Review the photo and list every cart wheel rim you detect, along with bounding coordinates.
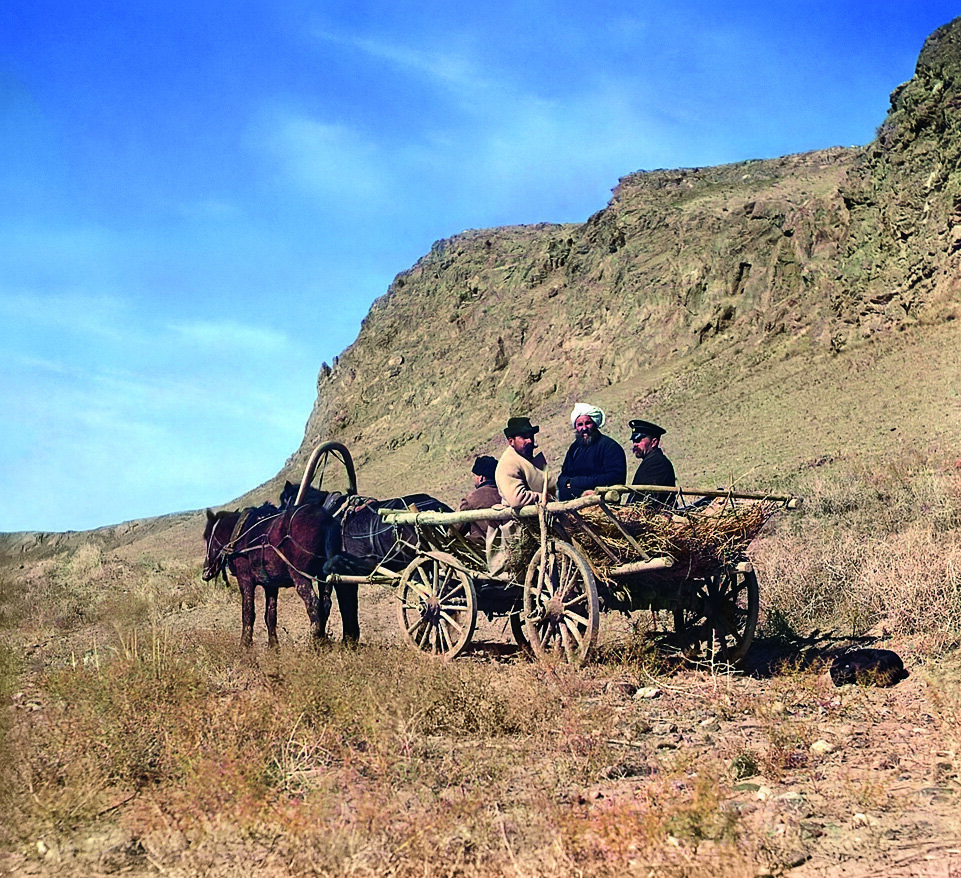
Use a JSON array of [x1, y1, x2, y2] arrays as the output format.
[[523, 540, 599, 666], [672, 563, 759, 667], [397, 555, 477, 658]]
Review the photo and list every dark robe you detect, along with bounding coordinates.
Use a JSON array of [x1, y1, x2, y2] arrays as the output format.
[[630, 446, 676, 508], [558, 433, 627, 500], [455, 480, 502, 542]]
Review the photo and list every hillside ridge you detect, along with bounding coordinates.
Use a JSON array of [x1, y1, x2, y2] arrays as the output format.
[[5, 17, 961, 545], [276, 16, 961, 507]]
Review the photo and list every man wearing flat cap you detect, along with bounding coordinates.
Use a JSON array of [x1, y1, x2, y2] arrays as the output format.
[[558, 403, 627, 501], [628, 419, 676, 508], [455, 455, 502, 542], [495, 416, 557, 508]]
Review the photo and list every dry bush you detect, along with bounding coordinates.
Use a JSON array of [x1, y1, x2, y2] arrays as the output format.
[[753, 448, 961, 648], [2, 631, 759, 876]]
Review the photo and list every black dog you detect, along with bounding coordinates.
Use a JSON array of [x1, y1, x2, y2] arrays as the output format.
[[830, 648, 908, 687]]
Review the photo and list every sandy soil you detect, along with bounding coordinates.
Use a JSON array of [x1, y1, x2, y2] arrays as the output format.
[[3, 555, 961, 878]]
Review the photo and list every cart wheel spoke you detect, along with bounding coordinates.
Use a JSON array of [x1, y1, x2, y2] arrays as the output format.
[[524, 541, 599, 666], [438, 610, 466, 637], [560, 608, 591, 630], [672, 562, 759, 668], [397, 555, 477, 659], [508, 612, 531, 652], [561, 591, 590, 613]]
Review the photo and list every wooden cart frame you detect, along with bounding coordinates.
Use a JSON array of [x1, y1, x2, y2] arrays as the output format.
[[299, 442, 800, 667]]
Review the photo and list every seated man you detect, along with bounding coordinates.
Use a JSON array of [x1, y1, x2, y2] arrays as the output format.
[[495, 416, 557, 508], [558, 403, 627, 500], [628, 419, 676, 508], [455, 455, 502, 543]]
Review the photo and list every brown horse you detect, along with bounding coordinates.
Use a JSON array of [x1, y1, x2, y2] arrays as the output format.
[[203, 502, 359, 648]]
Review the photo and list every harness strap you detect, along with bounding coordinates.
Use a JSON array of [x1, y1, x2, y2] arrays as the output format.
[[225, 508, 252, 553]]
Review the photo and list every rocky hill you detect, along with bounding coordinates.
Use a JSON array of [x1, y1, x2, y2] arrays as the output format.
[[4, 18, 961, 553], [269, 16, 961, 508]]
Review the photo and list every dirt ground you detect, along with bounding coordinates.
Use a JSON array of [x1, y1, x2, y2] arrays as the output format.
[[150, 589, 961, 875], [4, 563, 961, 878], [273, 589, 961, 878]]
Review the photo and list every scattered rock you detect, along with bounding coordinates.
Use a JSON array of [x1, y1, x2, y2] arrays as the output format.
[[606, 678, 638, 696], [731, 752, 760, 780]]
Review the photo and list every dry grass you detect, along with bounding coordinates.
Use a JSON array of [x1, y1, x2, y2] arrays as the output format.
[[754, 446, 961, 651], [571, 499, 779, 578], [2, 448, 961, 876], [1, 634, 762, 877]]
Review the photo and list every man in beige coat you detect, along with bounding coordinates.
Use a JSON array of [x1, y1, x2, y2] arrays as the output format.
[[494, 416, 557, 508]]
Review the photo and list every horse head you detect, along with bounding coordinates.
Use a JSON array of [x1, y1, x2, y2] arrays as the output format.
[[202, 508, 236, 582], [279, 480, 330, 508], [278, 479, 347, 514]]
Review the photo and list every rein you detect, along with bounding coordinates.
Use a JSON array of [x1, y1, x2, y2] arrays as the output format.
[[208, 508, 271, 581], [210, 506, 329, 592]]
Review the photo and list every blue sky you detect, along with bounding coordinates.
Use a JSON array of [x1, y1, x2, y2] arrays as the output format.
[[1, 1, 957, 532]]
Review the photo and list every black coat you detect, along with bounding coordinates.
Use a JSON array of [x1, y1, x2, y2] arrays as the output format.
[[630, 446, 676, 508], [558, 433, 627, 500]]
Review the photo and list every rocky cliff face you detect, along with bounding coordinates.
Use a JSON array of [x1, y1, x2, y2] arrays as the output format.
[[284, 17, 961, 503], [838, 17, 961, 337]]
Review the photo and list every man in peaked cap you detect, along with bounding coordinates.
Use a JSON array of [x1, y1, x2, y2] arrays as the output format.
[[628, 419, 676, 508], [558, 403, 627, 500], [455, 455, 502, 542], [495, 416, 557, 508]]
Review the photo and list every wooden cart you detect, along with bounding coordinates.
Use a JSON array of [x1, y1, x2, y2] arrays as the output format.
[[298, 442, 800, 667], [377, 487, 800, 667]]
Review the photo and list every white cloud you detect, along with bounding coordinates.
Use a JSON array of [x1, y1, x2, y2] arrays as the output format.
[[313, 27, 485, 91], [167, 319, 290, 355], [0, 289, 129, 341], [256, 111, 385, 201]]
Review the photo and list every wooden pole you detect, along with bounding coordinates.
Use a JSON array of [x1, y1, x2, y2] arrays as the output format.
[[607, 557, 674, 575], [378, 487, 802, 526]]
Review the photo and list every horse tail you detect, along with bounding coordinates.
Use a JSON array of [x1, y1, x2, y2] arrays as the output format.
[[322, 553, 370, 577]]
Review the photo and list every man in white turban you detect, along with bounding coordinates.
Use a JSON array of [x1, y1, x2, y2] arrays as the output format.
[[557, 403, 627, 500]]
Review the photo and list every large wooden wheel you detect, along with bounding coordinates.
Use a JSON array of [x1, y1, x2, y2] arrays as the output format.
[[508, 611, 530, 652], [523, 540, 599, 666], [397, 555, 477, 658], [672, 561, 759, 667]]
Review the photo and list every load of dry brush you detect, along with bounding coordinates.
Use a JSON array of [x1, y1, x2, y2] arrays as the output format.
[[564, 498, 780, 581]]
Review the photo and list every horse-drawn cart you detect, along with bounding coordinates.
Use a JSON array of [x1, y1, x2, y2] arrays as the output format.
[[301, 442, 801, 667]]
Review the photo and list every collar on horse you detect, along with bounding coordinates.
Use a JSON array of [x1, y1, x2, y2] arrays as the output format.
[[226, 508, 252, 553]]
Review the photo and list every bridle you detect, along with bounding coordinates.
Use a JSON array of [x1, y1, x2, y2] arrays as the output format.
[[204, 510, 250, 584]]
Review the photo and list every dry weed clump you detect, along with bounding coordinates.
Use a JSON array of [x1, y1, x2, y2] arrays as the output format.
[[753, 449, 961, 647], [2, 628, 763, 876], [570, 500, 778, 581]]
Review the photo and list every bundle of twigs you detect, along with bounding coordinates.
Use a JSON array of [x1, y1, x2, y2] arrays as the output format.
[[568, 498, 779, 580], [501, 523, 541, 577]]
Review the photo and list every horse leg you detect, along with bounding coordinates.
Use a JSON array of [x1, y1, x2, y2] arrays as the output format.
[[333, 580, 360, 643], [237, 569, 255, 648], [294, 574, 329, 644], [264, 585, 280, 648]]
